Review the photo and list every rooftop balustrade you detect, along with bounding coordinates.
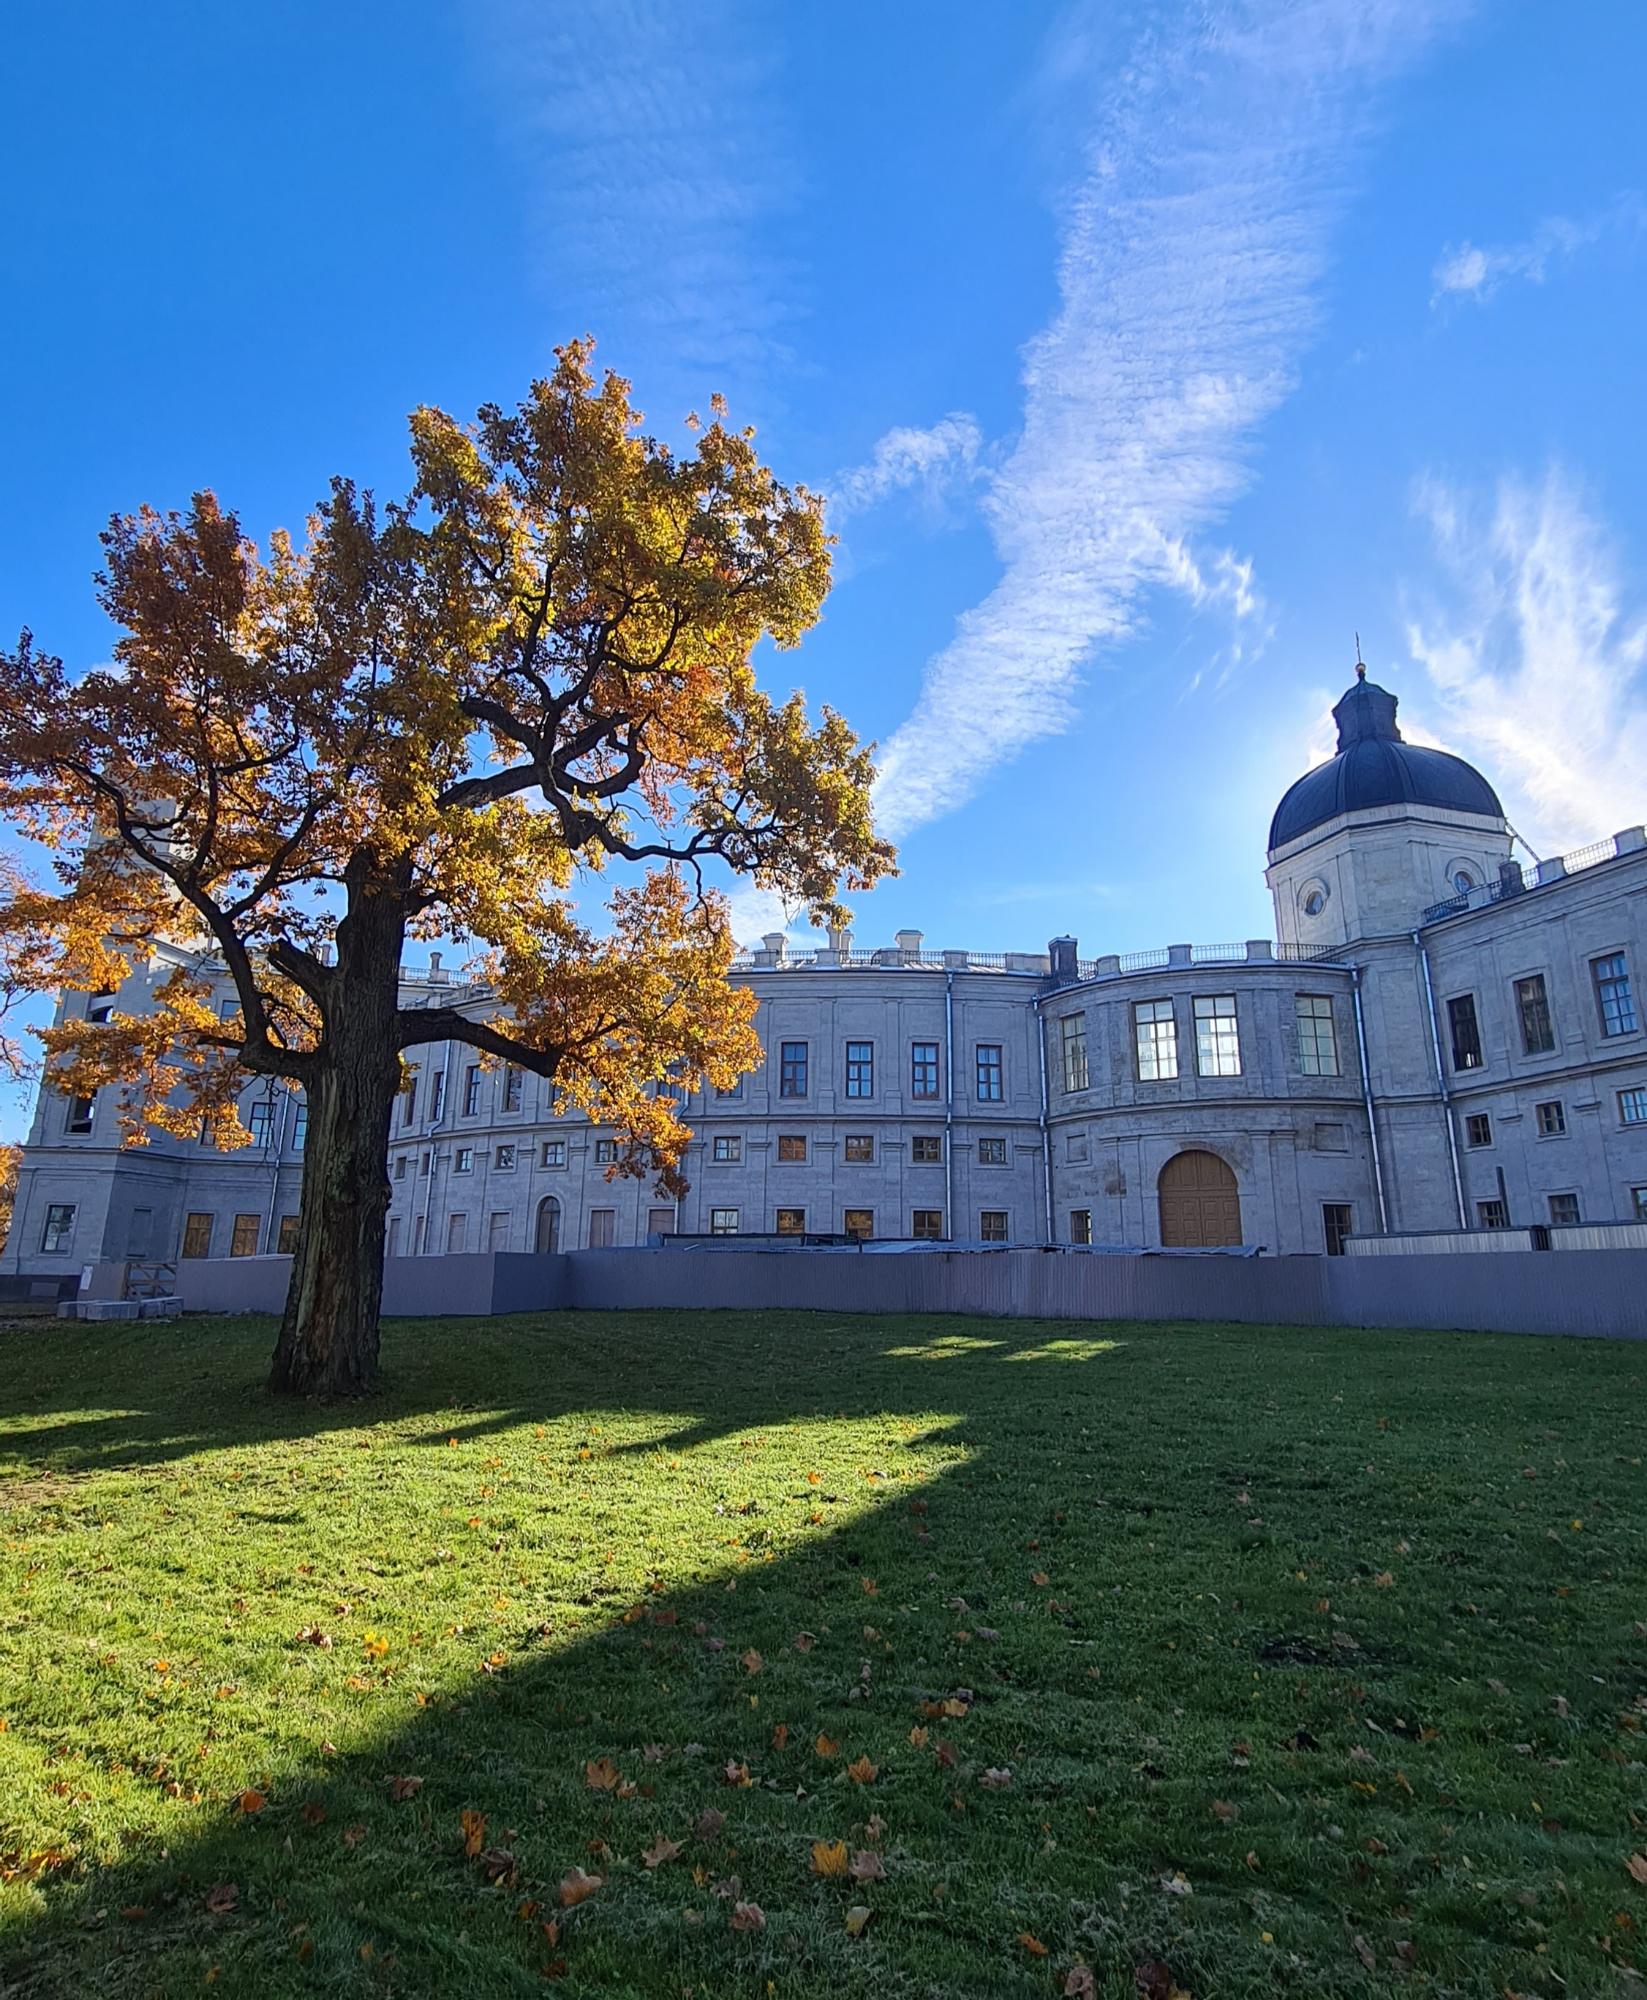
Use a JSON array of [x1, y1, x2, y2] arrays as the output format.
[[1420, 825, 1646, 927]]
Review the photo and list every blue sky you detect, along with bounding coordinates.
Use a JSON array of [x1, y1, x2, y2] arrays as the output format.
[[3, 0, 1644, 1131]]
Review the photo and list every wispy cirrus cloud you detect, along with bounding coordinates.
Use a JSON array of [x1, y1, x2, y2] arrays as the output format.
[[1431, 192, 1645, 307], [828, 414, 984, 523], [1405, 469, 1647, 851], [871, 0, 1464, 840]]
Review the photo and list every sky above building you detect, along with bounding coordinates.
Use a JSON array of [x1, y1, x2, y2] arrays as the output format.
[[2, 0, 1644, 1134]]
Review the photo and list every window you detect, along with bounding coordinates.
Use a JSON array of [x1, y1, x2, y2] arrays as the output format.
[[1069, 1209, 1092, 1245], [709, 1207, 740, 1235], [276, 1213, 300, 1255], [229, 1214, 260, 1257], [454, 1146, 475, 1173], [711, 1134, 742, 1164], [65, 1094, 95, 1134], [779, 1041, 809, 1098], [503, 1066, 523, 1113], [541, 1139, 566, 1169], [420, 1148, 432, 1177], [777, 1134, 807, 1163], [463, 1066, 482, 1116], [776, 1208, 806, 1235], [1447, 994, 1483, 1072], [912, 1135, 942, 1164], [910, 1042, 940, 1100], [445, 1214, 467, 1253], [40, 1202, 77, 1254], [1295, 995, 1340, 1076], [386, 1217, 402, 1257], [975, 1045, 1003, 1102], [1452, 868, 1476, 894], [394, 1154, 409, 1181], [843, 1208, 873, 1240], [1476, 1199, 1509, 1230], [1301, 886, 1327, 917], [180, 1212, 213, 1259], [911, 1209, 944, 1241], [977, 1135, 1007, 1166], [495, 1144, 517, 1171], [1631, 1187, 1647, 1223], [1059, 1014, 1089, 1092], [428, 1070, 447, 1123], [595, 1139, 618, 1165], [648, 1206, 675, 1238], [1322, 1203, 1354, 1257], [1547, 1192, 1581, 1227], [1593, 953, 1638, 1037], [844, 1134, 874, 1164], [1514, 975, 1555, 1055], [413, 1215, 427, 1255], [486, 1211, 510, 1251], [1134, 1000, 1177, 1081], [845, 1042, 874, 1098], [247, 1099, 274, 1148], [1535, 1099, 1566, 1137], [979, 1210, 1008, 1243], [401, 1066, 419, 1127], [292, 1103, 307, 1152], [715, 1078, 744, 1101], [1464, 1113, 1492, 1147], [588, 1209, 615, 1247], [1193, 995, 1241, 1077], [1619, 1088, 1647, 1126], [87, 992, 115, 1023]]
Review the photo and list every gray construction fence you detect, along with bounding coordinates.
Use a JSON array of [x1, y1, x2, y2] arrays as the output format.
[[141, 1241, 1647, 1341]]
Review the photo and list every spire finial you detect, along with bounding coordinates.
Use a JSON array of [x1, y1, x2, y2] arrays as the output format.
[[1354, 632, 1366, 680]]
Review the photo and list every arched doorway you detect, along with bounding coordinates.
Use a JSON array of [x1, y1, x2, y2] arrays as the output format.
[[1157, 1150, 1241, 1247], [534, 1195, 561, 1255]]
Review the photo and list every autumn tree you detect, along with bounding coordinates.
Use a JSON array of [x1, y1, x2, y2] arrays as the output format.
[[0, 343, 893, 1395]]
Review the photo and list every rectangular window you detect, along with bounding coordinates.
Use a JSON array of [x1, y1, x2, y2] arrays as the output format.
[[503, 1066, 523, 1113], [230, 1214, 260, 1258], [1547, 1192, 1581, 1226], [247, 1099, 274, 1148], [486, 1211, 510, 1251], [1477, 1199, 1509, 1230], [1447, 994, 1483, 1072], [386, 1216, 402, 1258], [977, 1135, 1007, 1166], [709, 1207, 739, 1235], [587, 1209, 616, 1247], [844, 1134, 874, 1163], [428, 1070, 447, 1123], [979, 1210, 1008, 1243], [711, 1134, 742, 1163], [1322, 1203, 1354, 1257], [1295, 995, 1340, 1076], [1631, 1186, 1647, 1222], [65, 1094, 95, 1135], [463, 1065, 482, 1116], [1134, 1000, 1178, 1081], [715, 1079, 743, 1101], [844, 1041, 874, 1098], [40, 1202, 77, 1254], [1594, 953, 1638, 1037], [1619, 1088, 1647, 1126], [911, 1209, 944, 1240], [419, 1148, 432, 1177], [1069, 1209, 1092, 1246], [843, 1208, 873, 1240], [779, 1041, 809, 1098], [1059, 1013, 1089, 1092], [446, 1213, 467, 1253], [276, 1213, 300, 1256], [413, 1215, 427, 1256], [541, 1139, 566, 1168], [87, 993, 115, 1023], [1193, 995, 1241, 1077], [777, 1134, 807, 1163], [1535, 1099, 1566, 1137], [975, 1045, 1003, 1102], [454, 1146, 474, 1173], [1514, 974, 1555, 1055], [401, 1066, 419, 1128], [1464, 1112, 1492, 1147], [495, 1144, 517, 1171], [595, 1139, 617, 1165], [910, 1041, 940, 1100], [180, 1211, 213, 1259], [776, 1207, 806, 1235], [912, 1135, 942, 1164], [394, 1154, 409, 1181], [648, 1206, 675, 1237], [292, 1102, 307, 1152]]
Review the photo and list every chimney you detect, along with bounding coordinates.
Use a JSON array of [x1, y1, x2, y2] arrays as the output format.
[[427, 950, 446, 983], [762, 931, 788, 960], [827, 922, 853, 954], [894, 928, 924, 957], [1048, 935, 1079, 985]]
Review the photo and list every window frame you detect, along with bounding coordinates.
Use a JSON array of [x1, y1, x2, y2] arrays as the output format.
[[1546, 1191, 1581, 1227], [844, 1041, 874, 1100], [910, 1041, 941, 1101], [1464, 1112, 1492, 1148], [1322, 1203, 1353, 1257], [1476, 1198, 1509, 1230], [1618, 1087, 1647, 1127], [778, 1040, 809, 1099], [454, 1146, 475, 1174], [276, 1213, 300, 1256], [180, 1211, 213, 1259], [540, 1139, 566, 1169], [776, 1133, 807, 1163], [1295, 994, 1340, 1077], [978, 1210, 1009, 1243], [1058, 1013, 1089, 1093], [587, 1208, 616, 1248], [494, 1143, 517, 1171], [229, 1214, 260, 1258], [1592, 952, 1638, 1039], [843, 1207, 874, 1240], [775, 1207, 806, 1235], [462, 1065, 482, 1116], [843, 1134, 875, 1164], [709, 1207, 739, 1235], [1447, 993, 1484, 1072], [911, 1135, 943, 1164], [1193, 994, 1241, 1077], [1133, 999, 1178, 1081], [911, 1208, 945, 1241], [977, 1135, 1008, 1167], [1513, 973, 1555, 1056], [40, 1202, 78, 1254], [975, 1044, 1003, 1103], [710, 1133, 742, 1164], [1069, 1208, 1093, 1245], [1534, 1099, 1566, 1138], [64, 1093, 96, 1135]]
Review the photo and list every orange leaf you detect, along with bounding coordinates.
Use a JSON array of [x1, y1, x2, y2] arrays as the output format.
[[770, 1723, 790, 1751], [236, 1790, 266, 1815], [1019, 1932, 1049, 1956], [585, 1757, 621, 1791], [811, 1840, 849, 1878], [387, 1775, 423, 1802], [722, 1759, 751, 1787], [459, 1808, 487, 1858], [642, 1835, 682, 1869], [558, 1867, 604, 1907], [1031, 1572, 1050, 1588], [909, 1726, 929, 1748], [741, 1648, 763, 1675], [815, 1734, 840, 1759], [846, 1755, 878, 1785]]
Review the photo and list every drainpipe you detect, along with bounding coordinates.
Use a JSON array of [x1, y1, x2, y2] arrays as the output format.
[[421, 1037, 458, 1253], [943, 968, 955, 1241], [262, 1083, 287, 1252], [1413, 931, 1467, 1228], [1034, 995, 1053, 1246], [1349, 966, 1390, 1235]]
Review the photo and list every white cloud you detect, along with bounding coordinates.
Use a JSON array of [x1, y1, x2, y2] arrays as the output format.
[[1431, 192, 1644, 307], [829, 414, 983, 522], [1406, 469, 1647, 850], [870, 0, 1463, 840]]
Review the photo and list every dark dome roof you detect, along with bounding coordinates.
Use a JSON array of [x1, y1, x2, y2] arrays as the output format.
[[1268, 672, 1503, 852]]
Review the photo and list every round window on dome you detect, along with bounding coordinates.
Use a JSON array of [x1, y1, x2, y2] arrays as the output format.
[[1452, 869, 1476, 894], [1300, 882, 1329, 918]]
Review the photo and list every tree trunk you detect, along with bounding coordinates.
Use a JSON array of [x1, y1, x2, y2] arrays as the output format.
[[268, 867, 406, 1397]]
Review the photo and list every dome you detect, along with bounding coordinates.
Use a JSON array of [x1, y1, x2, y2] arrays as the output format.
[[1268, 670, 1503, 852]]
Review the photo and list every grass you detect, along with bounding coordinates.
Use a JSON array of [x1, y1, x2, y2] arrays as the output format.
[[1, 1310, 1644, 2000]]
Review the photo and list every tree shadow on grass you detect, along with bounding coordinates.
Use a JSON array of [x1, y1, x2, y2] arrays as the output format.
[[0, 1309, 1640, 1999]]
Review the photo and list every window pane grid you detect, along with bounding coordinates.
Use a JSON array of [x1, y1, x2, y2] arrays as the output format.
[[1134, 1001, 1177, 1081], [1594, 954, 1638, 1037], [1193, 995, 1240, 1077], [1058, 1015, 1088, 1092], [1296, 995, 1339, 1076]]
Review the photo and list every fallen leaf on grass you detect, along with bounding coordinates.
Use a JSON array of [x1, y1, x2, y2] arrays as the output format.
[[387, 1776, 423, 1802], [558, 1867, 604, 1908], [1019, 1932, 1049, 1956], [585, 1757, 621, 1791], [811, 1840, 849, 1878], [730, 1901, 765, 1932], [979, 1767, 1013, 1789], [846, 1755, 878, 1784], [1064, 1968, 1096, 1999], [1133, 1961, 1176, 2000], [1628, 1853, 1647, 1887], [342, 1823, 367, 1848], [722, 1759, 751, 1787], [849, 1849, 885, 1881], [793, 1632, 816, 1653], [1209, 1800, 1239, 1823], [642, 1835, 682, 1869], [301, 1804, 326, 1826], [203, 1884, 238, 1915], [844, 1904, 872, 1937], [476, 1847, 517, 1884], [693, 1808, 725, 1843], [459, 1809, 487, 1858], [770, 1723, 789, 1751], [295, 1626, 332, 1649], [236, 1790, 266, 1815], [740, 1648, 763, 1675], [815, 1734, 840, 1758], [1158, 1871, 1192, 1895], [909, 1726, 929, 1748], [1354, 1934, 1376, 1970], [120, 1905, 149, 1922]]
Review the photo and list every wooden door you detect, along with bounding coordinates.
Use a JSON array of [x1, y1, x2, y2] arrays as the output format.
[[1157, 1150, 1241, 1247]]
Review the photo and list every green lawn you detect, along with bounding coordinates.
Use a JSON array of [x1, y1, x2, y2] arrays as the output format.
[[1, 1310, 1644, 1999]]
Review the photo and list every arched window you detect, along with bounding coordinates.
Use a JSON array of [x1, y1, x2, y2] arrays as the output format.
[[534, 1195, 561, 1255]]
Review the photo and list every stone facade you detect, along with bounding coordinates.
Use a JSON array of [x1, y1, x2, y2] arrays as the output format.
[[8, 674, 1647, 1274]]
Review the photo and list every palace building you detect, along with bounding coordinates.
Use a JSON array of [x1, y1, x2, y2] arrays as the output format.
[[7, 667, 1647, 1275]]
